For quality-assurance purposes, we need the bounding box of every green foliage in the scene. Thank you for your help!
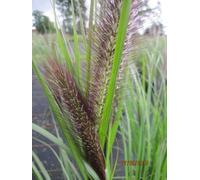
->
[32,0,167,179]
[32,10,55,34]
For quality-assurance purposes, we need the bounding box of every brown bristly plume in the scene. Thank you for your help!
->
[44,60,105,180]
[89,0,122,123]
[89,0,144,124]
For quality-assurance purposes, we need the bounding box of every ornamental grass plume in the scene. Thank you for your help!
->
[42,0,143,179]
[44,60,105,179]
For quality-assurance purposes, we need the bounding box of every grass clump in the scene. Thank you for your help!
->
[32,0,167,179]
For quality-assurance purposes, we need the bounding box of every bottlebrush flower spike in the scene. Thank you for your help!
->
[89,0,144,123]
[44,60,105,180]
[89,0,122,123]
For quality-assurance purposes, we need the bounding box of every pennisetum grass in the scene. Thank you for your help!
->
[44,59,105,179]
[32,0,167,179]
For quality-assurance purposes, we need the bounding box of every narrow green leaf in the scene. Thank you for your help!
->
[106,68,129,164]
[77,0,87,49]
[122,128,129,179]
[99,0,132,148]
[32,162,43,180]
[32,123,69,152]
[50,0,74,74]
[32,151,51,180]
[33,137,70,180]
[84,162,100,180]
[110,145,120,180]
[71,0,82,87]
[56,30,73,72]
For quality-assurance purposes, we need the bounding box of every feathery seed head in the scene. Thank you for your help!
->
[44,60,105,179]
